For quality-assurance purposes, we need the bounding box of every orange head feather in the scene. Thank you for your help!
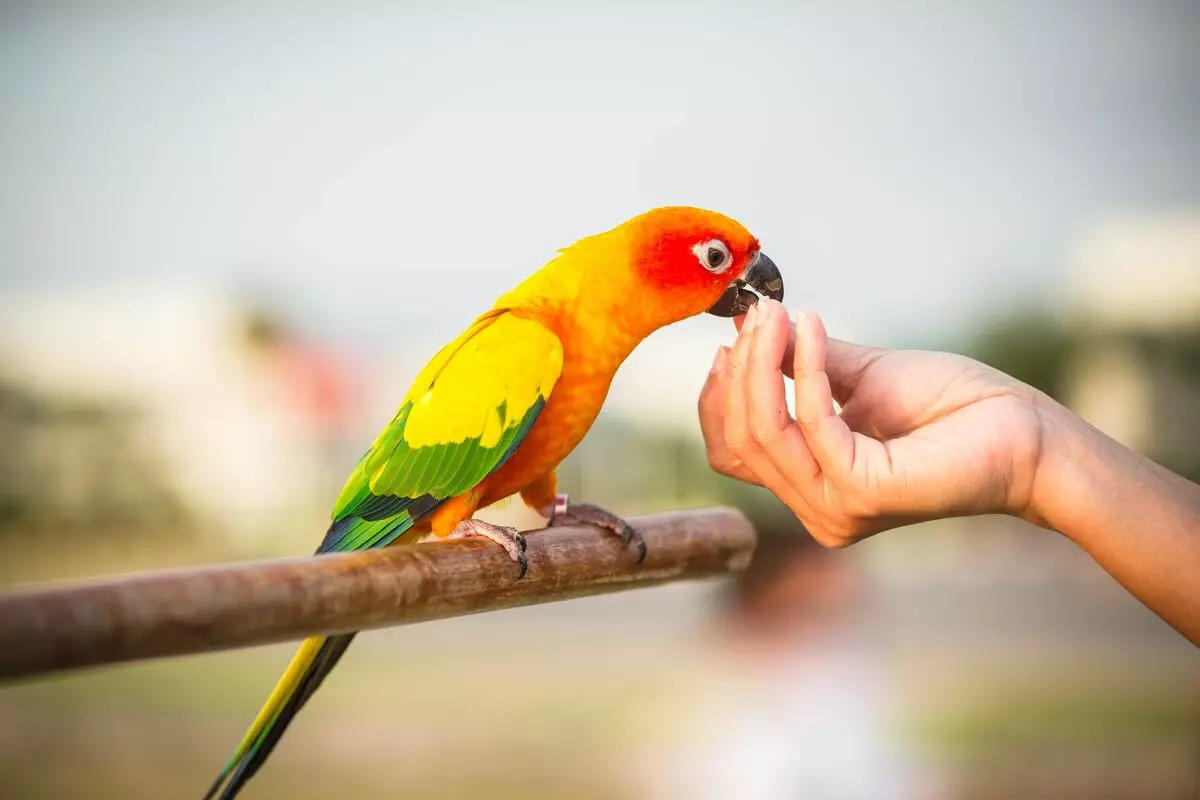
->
[619,206,783,329]
[500,206,783,338]
[627,206,761,295]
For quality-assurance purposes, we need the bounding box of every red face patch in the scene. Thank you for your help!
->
[628,207,760,296]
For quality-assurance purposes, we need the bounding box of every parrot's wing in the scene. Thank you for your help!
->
[284,309,562,742]
[203,311,564,799]
[320,309,564,553]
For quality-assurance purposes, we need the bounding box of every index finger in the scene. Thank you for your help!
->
[740,310,886,403]
[736,307,796,379]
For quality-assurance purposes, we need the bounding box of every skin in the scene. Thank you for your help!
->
[699,299,1200,645]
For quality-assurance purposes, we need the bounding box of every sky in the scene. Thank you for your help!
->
[1,0,1198,421]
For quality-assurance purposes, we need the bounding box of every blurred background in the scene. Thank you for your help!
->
[1,1,1197,798]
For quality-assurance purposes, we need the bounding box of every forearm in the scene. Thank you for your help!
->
[1028,394,1200,645]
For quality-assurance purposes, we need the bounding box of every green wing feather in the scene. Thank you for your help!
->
[205,311,564,800]
[322,312,561,549]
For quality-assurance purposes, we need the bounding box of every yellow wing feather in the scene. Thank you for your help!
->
[401,313,562,450]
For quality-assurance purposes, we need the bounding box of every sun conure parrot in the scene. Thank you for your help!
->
[203,206,784,799]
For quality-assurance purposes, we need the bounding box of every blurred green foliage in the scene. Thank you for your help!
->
[961,308,1079,401]
[961,306,1200,482]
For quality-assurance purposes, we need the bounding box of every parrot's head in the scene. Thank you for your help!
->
[620,206,784,325]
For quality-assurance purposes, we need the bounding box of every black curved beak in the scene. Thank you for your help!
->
[706,252,784,317]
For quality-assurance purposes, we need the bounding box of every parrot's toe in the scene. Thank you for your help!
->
[547,499,646,564]
[448,519,528,578]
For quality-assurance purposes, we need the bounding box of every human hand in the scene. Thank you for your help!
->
[698,300,1046,547]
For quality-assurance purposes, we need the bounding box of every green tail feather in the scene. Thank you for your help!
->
[203,634,356,800]
[204,514,414,799]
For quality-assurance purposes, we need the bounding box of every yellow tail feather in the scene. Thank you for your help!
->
[203,637,327,799]
[232,637,324,759]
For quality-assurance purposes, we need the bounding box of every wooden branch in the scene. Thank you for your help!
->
[0,507,754,681]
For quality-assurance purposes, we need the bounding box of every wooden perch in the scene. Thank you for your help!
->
[0,507,754,681]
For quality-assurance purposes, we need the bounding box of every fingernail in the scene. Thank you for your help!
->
[800,309,822,336]
[744,304,759,332]
[794,311,808,368]
[758,301,774,325]
[710,346,728,375]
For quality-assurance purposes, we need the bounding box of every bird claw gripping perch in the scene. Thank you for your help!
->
[448,519,528,578]
[202,207,780,799]
[546,493,647,564]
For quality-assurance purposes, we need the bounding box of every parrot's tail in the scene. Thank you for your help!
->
[202,633,356,800]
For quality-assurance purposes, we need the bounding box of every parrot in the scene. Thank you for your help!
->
[202,206,784,799]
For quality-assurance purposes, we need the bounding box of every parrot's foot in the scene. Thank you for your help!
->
[448,519,528,578]
[544,494,646,564]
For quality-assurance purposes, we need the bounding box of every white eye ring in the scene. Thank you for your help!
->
[693,239,732,273]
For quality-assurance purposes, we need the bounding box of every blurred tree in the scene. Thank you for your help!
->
[0,382,187,538]
[962,308,1079,401]
[960,307,1200,482]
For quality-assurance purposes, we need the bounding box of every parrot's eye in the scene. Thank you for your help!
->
[694,239,732,273]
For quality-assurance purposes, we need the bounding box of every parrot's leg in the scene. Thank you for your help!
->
[447,519,528,578]
[545,494,647,564]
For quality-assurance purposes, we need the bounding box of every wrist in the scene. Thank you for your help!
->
[1022,392,1108,538]
[1020,385,1200,645]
